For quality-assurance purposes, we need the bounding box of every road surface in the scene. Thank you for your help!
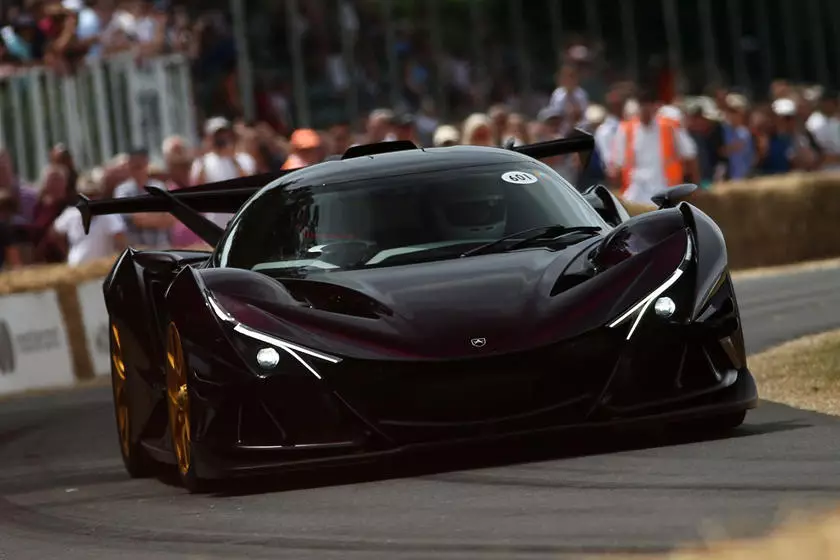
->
[2,265,840,559]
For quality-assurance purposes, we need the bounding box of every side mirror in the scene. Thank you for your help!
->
[582,184,631,227]
[651,184,698,209]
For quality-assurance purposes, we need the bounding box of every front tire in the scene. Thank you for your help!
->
[110,322,156,478]
[165,322,207,493]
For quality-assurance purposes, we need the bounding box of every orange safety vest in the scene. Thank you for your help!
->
[615,117,684,196]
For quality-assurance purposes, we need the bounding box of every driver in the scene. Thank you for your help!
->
[433,182,507,240]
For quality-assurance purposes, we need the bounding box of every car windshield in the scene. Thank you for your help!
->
[216,161,608,277]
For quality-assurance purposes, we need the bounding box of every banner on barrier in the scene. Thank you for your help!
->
[0,290,75,395]
[77,279,110,377]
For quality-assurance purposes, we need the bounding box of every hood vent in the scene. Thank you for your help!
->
[550,273,592,297]
[279,280,392,320]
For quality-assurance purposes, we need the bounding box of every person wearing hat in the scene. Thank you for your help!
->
[719,94,756,180]
[758,98,817,175]
[432,125,460,147]
[190,116,257,228]
[281,129,323,170]
[806,90,840,171]
[685,99,727,186]
[609,88,698,205]
[49,168,127,266]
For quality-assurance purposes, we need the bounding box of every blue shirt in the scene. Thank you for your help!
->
[761,134,793,175]
[723,124,754,180]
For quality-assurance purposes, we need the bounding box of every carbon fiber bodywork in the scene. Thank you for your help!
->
[96,144,757,488]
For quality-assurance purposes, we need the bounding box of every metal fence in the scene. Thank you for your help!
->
[226,0,840,128]
[0,53,197,182]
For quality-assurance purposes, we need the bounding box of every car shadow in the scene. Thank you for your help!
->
[190,417,809,498]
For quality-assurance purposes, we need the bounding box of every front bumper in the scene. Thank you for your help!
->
[192,365,757,480]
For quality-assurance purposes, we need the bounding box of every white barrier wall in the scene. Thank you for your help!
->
[77,279,110,377]
[0,290,75,395]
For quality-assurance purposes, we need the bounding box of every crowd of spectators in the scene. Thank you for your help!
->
[2,65,838,272]
[2,2,840,272]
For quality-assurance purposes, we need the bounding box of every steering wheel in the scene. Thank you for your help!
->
[308,240,378,267]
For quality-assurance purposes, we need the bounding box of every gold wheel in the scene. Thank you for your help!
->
[111,323,130,459]
[166,323,191,477]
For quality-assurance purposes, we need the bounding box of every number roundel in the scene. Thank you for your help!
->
[501,171,539,185]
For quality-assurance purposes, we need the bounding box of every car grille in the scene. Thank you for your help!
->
[320,331,621,440]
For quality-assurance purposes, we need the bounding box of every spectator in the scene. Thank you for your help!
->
[29,164,70,263]
[487,103,510,146]
[594,85,625,173]
[75,0,116,61]
[161,135,210,249]
[806,90,840,171]
[0,189,22,270]
[534,106,573,176]
[501,113,530,147]
[49,143,78,199]
[758,98,817,175]
[609,89,698,205]
[114,147,172,248]
[549,63,589,118]
[461,113,494,146]
[281,129,323,170]
[432,124,460,147]
[365,108,396,144]
[192,117,255,182]
[190,116,256,228]
[721,94,756,180]
[49,167,126,266]
[328,122,353,156]
[685,100,726,186]
[393,113,419,144]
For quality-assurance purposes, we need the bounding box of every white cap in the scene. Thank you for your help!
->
[725,93,749,110]
[772,98,797,116]
[624,98,640,118]
[433,125,460,147]
[62,0,84,11]
[204,116,232,136]
[585,104,607,125]
[658,104,684,125]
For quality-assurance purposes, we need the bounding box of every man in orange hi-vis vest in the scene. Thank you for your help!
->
[608,89,699,205]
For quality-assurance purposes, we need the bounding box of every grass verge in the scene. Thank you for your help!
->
[749,329,840,416]
[600,329,840,560]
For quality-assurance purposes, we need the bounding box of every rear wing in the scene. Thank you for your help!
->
[77,131,595,247]
[77,171,287,246]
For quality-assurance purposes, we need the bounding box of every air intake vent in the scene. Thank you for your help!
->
[342,140,419,160]
[550,273,592,296]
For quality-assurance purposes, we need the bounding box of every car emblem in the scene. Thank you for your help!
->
[470,337,487,348]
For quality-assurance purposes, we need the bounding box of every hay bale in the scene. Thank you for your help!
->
[0,256,117,296]
[690,172,840,270]
[614,172,840,270]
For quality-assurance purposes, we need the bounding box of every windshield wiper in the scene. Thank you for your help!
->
[460,225,602,258]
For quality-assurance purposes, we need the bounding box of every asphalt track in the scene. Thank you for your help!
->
[2,265,840,559]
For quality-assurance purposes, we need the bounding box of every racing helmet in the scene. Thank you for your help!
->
[433,182,507,240]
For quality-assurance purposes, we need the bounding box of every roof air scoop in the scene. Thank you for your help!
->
[341,141,419,160]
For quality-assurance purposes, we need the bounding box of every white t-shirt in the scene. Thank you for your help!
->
[611,119,697,205]
[53,207,126,266]
[549,87,589,116]
[190,152,257,229]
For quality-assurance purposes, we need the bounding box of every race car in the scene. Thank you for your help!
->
[79,132,758,492]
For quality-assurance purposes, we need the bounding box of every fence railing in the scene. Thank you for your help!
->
[0,53,198,183]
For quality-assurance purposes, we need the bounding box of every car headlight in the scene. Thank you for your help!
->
[607,233,693,340]
[206,292,341,378]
